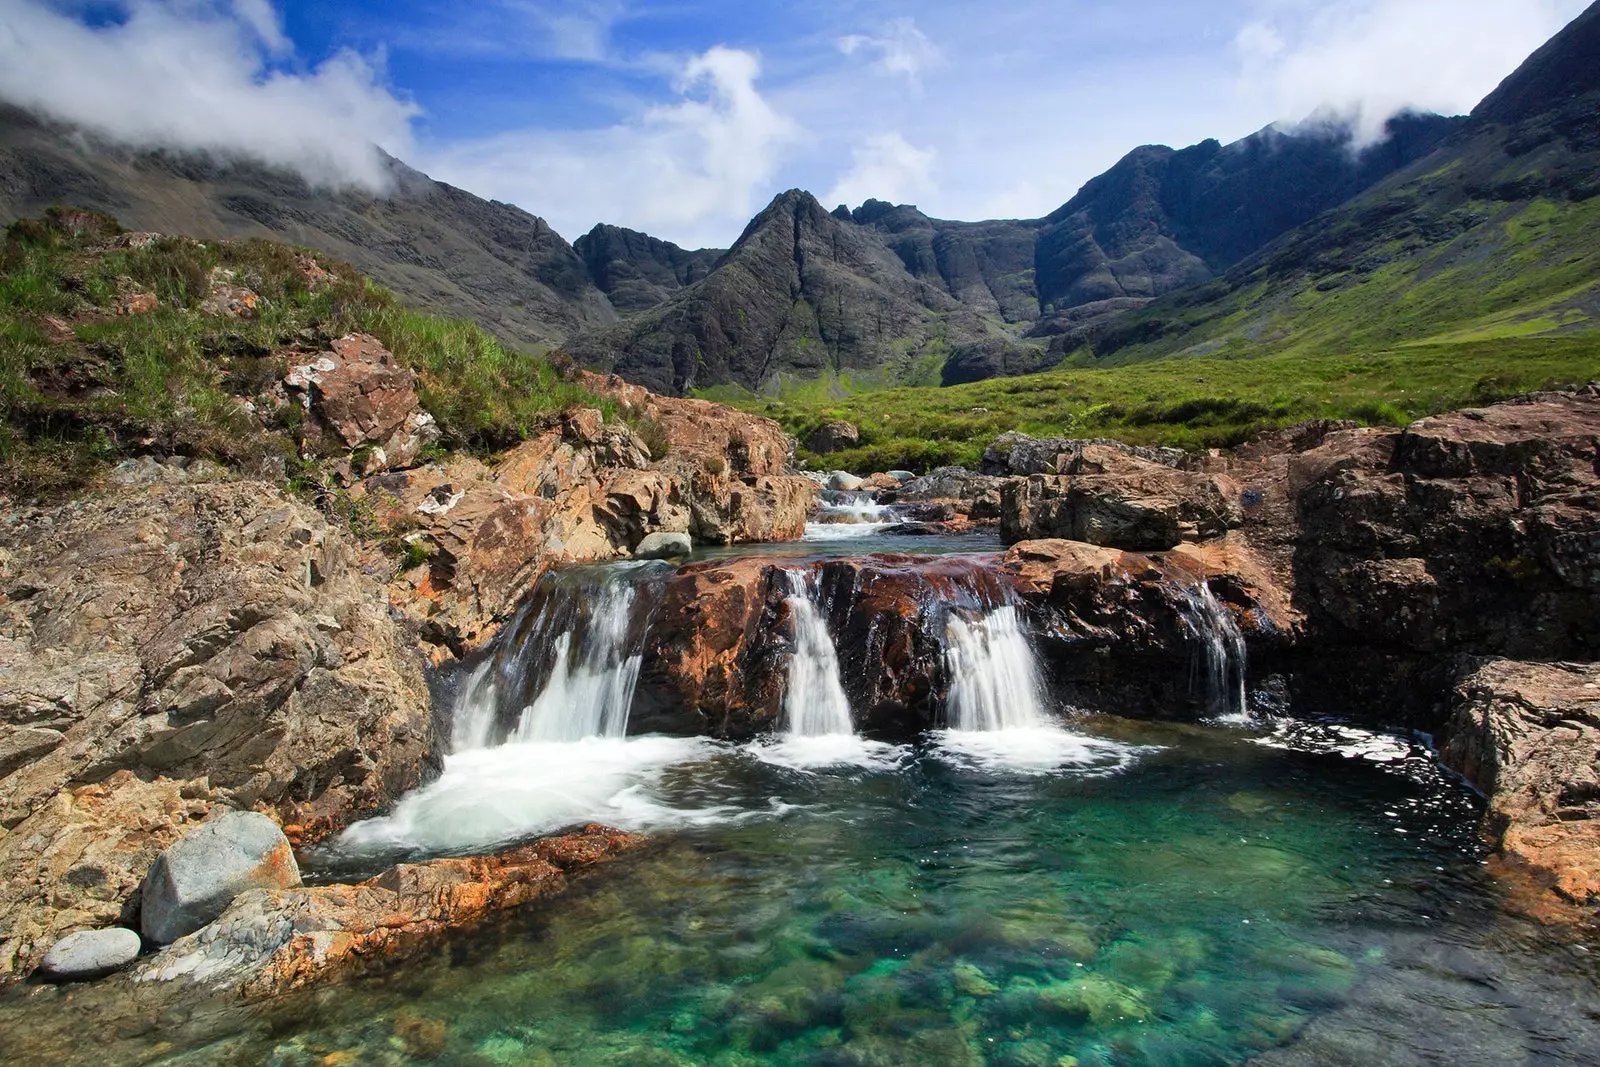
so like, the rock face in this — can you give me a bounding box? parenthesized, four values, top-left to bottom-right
(133, 825, 642, 997)
(139, 812, 301, 945)
(366, 387, 814, 651)
(1003, 538, 1293, 718)
(37, 927, 142, 982)
(1443, 659, 1600, 908)
(0, 483, 433, 976)
(1292, 395, 1600, 659)
(983, 432, 1186, 476)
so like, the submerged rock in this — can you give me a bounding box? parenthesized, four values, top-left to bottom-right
(37, 927, 141, 982)
(140, 811, 301, 945)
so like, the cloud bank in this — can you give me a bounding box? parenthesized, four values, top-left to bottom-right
(1235, 0, 1590, 142)
(825, 133, 937, 212)
(0, 0, 418, 188)
(423, 45, 797, 249)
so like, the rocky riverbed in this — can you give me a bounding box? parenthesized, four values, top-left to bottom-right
(3, 381, 1598, 1037)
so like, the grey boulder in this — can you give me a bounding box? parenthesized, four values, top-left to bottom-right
(634, 532, 693, 560)
(38, 927, 142, 982)
(826, 471, 865, 492)
(139, 811, 302, 945)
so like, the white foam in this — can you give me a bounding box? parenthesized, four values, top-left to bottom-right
(803, 521, 894, 541)
(1251, 722, 1419, 764)
(929, 725, 1145, 776)
(336, 735, 745, 856)
(747, 734, 911, 773)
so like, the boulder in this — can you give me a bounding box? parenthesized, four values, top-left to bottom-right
(827, 471, 865, 492)
(139, 811, 301, 945)
(1001, 466, 1241, 549)
(1292, 394, 1600, 658)
(285, 334, 431, 462)
(37, 927, 142, 982)
(898, 466, 1005, 503)
(577, 371, 796, 477)
(634, 532, 693, 560)
(887, 470, 916, 483)
(806, 420, 861, 454)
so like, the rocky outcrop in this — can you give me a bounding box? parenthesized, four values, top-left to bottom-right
(1292, 394, 1600, 659)
(285, 333, 441, 474)
(131, 825, 642, 997)
(365, 401, 814, 651)
(1001, 458, 1241, 549)
(983, 432, 1187, 476)
(0, 483, 434, 976)
(1003, 537, 1293, 717)
(0, 773, 212, 979)
(1443, 659, 1600, 909)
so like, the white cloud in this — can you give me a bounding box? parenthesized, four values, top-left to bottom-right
(422, 46, 798, 248)
(824, 133, 937, 211)
(1235, 0, 1592, 141)
(838, 17, 943, 86)
(509, 0, 625, 62)
(0, 0, 418, 188)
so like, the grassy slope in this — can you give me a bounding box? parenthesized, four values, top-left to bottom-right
(707, 335, 1600, 473)
(1, 208, 608, 498)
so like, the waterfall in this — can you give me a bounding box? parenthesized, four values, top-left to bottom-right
(1181, 582, 1248, 720)
(943, 605, 1049, 731)
(447, 564, 663, 751)
(514, 579, 642, 742)
(781, 570, 855, 737)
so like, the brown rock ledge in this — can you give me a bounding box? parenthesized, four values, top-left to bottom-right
(131, 824, 644, 998)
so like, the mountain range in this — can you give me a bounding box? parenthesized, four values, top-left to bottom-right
(3, 1, 1598, 397)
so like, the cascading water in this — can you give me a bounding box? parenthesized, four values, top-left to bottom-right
(1181, 582, 1249, 721)
(340, 563, 736, 856)
(780, 570, 855, 738)
(943, 606, 1048, 731)
(933, 572, 1135, 774)
(514, 578, 641, 742)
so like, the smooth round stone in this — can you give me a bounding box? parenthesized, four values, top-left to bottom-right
(634, 532, 692, 560)
(827, 471, 865, 492)
(38, 927, 142, 982)
(887, 470, 916, 483)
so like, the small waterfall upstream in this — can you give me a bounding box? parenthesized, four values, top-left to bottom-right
(1181, 582, 1249, 721)
(781, 570, 855, 738)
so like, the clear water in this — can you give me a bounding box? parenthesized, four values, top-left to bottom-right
(8, 717, 1599, 1066)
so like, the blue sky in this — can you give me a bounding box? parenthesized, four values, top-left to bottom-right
(0, 1, 1590, 247)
